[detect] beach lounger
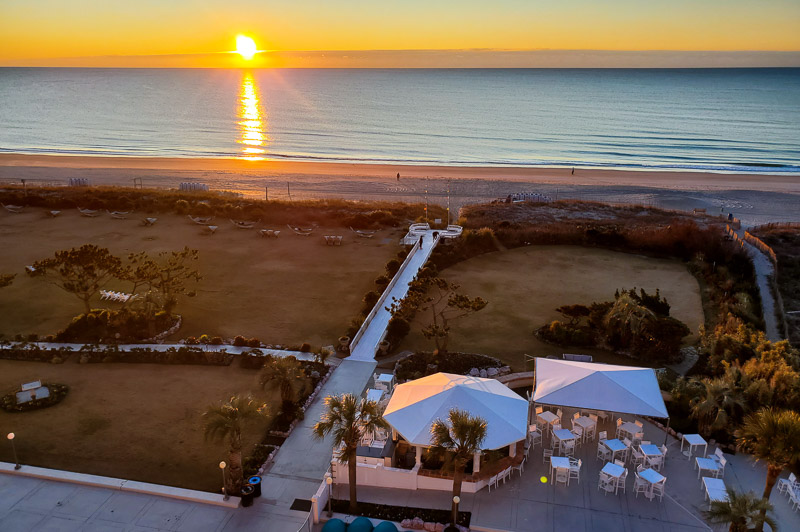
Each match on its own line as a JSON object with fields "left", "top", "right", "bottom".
{"left": 188, "top": 215, "right": 213, "bottom": 225}
{"left": 202, "top": 225, "right": 218, "bottom": 235}
{"left": 48, "top": 210, "right": 61, "bottom": 218}
{"left": 350, "top": 227, "right": 377, "bottom": 238}
{"left": 108, "top": 210, "right": 131, "bottom": 219}
{"left": 287, "top": 224, "right": 313, "bottom": 236}
{"left": 2, "top": 204, "right": 24, "bottom": 214}
{"left": 141, "top": 217, "right": 157, "bottom": 226}
{"left": 78, "top": 207, "right": 100, "bottom": 217}
{"left": 230, "top": 219, "right": 258, "bottom": 229}
{"left": 258, "top": 229, "right": 280, "bottom": 238}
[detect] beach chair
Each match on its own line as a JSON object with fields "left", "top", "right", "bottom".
{"left": 188, "top": 215, "right": 213, "bottom": 225}
{"left": 288, "top": 224, "right": 313, "bottom": 236}
{"left": 259, "top": 229, "right": 279, "bottom": 238}
{"left": 108, "top": 210, "right": 131, "bottom": 219}
{"left": 2, "top": 204, "right": 24, "bottom": 214}
{"left": 350, "top": 227, "right": 377, "bottom": 238}
{"left": 46, "top": 210, "right": 61, "bottom": 218}
{"left": 141, "top": 217, "right": 157, "bottom": 226}
{"left": 202, "top": 225, "right": 218, "bottom": 235}
{"left": 598, "top": 472, "right": 615, "bottom": 495}
{"left": 78, "top": 207, "right": 100, "bottom": 217}
{"left": 230, "top": 219, "right": 258, "bottom": 229}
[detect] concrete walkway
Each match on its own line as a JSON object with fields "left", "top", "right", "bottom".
{"left": 734, "top": 228, "right": 781, "bottom": 341}
{"left": 3, "top": 342, "right": 316, "bottom": 361}
{"left": 347, "top": 231, "right": 439, "bottom": 362}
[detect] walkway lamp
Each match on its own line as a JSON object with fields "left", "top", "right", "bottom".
{"left": 7, "top": 433, "right": 20, "bottom": 470}
{"left": 325, "top": 475, "right": 333, "bottom": 517}
{"left": 219, "top": 461, "right": 228, "bottom": 500}
{"left": 451, "top": 495, "right": 460, "bottom": 527}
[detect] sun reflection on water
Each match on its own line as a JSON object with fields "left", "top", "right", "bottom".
{"left": 237, "top": 72, "right": 267, "bottom": 160}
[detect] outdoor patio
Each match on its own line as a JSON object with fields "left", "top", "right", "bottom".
{"left": 330, "top": 410, "right": 799, "bottom": 531}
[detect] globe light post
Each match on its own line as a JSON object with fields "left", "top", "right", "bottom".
{"left": 451, "top": 495, "right": 460, "bottom": 528}
{"left": 325, "top": 475, "right": 333, "bottom": 517}
{"left": 7, "top": 433, "right": 20, "bottom": 470}
{"left": 219, "top": 461, "right": 228, "bottom": 500}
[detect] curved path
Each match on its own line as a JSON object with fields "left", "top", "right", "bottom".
{"left": 735, "top": 228, "right": 781, "bottom": 341}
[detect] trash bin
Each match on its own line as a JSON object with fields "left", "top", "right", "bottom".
{"left": 240, "top": 484, "right": 255, "bottom": 507}
{"left": 248, "top": 475, "right": 262, "bottom": 497}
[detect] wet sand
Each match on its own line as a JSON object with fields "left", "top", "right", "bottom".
{"left": 1, "top": 154, "right": 799, "bottom": 225}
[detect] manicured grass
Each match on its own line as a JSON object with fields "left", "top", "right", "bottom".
{"left": 399, "top": 245, "right": 704, "bottom": 370}
{"left": 0, "top": 210, "right": 402, "bottom": 346}
{"left": 0, "top": 359, "right": 284, "bottom": 492}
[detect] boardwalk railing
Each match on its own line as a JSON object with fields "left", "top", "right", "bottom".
{"left": 743, "top": 231, "right": 778, "bottom": 265}
{"left": 349, "top": 239, "right": 422, "bottom": 354}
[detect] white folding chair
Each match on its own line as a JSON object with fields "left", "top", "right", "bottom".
{"left": 597, "top": 442, "right": 612, "bottom": 462}
{"left": 598, "top": 472, "right": 615, "bottom": 495}
{"left": 598, "top": 430, "right": 608, "bottom": 443}
{"left": 778, "top": 473, "right": 798, "bottom": 495}
{"left": 617, "top": 469, "right": 628, "bottom": 494}
{"left": 652, "top": 477, "right": 666, "bottom": 501}
{"left": 569, "top": 458, "right": 582, "bottom": 484}
{"left": 513, "top": 457, "right": 526, "bottom": 477}
{"left": 488, "top": 473, "right": 499, "bottom": 492}
{"left": 555, "top": 467, "right": 569, "bottom": 486}
{"left": 633, "top": 473, "right": 648, "bottom": 498}
{"left": 543, "top": 448, "right": 553, "bottom": 465}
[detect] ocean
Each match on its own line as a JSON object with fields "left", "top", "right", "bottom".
{"left": 1, "top": 67, "right": 799, "bottom": 174}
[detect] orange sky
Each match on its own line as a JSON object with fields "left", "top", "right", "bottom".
{"left": 1, "top": 1, "right": 799, "bottom": 67}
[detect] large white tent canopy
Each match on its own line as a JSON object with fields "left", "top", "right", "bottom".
{"left": 383, "top": 372, "right": 528, "bottom": 450}
{"left": 533, "top": 358, "right": 669, "bottom": 419}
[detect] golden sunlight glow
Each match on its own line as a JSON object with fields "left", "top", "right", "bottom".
{"left": 237, "top": 72, "right": 267, "bottom": 160}
{"left": 236, "top": 35, "right": 257, "bottom": 60}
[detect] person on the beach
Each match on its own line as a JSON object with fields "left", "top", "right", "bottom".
{"left": 397, "top": 172, "right": 400, "bottom": 181}
{"left": 571, "top": 167, "right": 575, "bottom": 175}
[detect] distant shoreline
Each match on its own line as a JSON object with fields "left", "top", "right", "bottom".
{"left": 1, "top": 153, "right": 799, "bottom": 225}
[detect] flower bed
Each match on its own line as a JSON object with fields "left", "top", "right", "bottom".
{"left": 1, "top": 383, "right": 69, "bottom": 413}
{"left": 330, "top": 499, "right": 470, "bottom": 528}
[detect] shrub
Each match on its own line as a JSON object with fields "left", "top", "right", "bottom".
{"left": 210, "top": 336, "right": 223, "bottom": 345}
{"left": 385, "top": 316, "right": 411, "bottom": 345}
{"left": 375, "top": 275, "right": 389, "bottom": 287}
{"left": 233, "top": 335, "right": 248, "bottom": 347}
{"left": 395, "top": 351, "right": 502, "bottom": 382}
{"left": 174, "top": 199, "right": 190, "bottom": 214}
{"left": 300, "top": 342, "right": 311, "bottom": 353}
{"left": 363, "top": 290, "right": 380, "bottom": 307}
{"left": 385, "top": 259, "right": 401, "bottom": 276}
{"left": 247, "top": 337, "right": 261, "bottom": 348}
{"left": 55, "top": 309, "right": 175, "bottom": 343}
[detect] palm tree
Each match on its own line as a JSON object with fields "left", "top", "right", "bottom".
{"left": 259, "top": 356, "right": 306, "bottom": 410}
{"left": 430, "top": 409, "right": 487, "bottom": 527}
{"left": 312, "top": 393, "right": 388, "bottom": 514}
{"left": 704, "top": 488, "right": 777, "bottom": 532}
{"left": 690, "top": 377, "right": 746, "bottom": 435}
{"left": 737, "top": 407, "right": 800, "bottom": 531}
{"left": 203, "top": 394, "right": 269, "bottom": 496}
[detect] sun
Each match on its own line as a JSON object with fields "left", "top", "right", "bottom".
{"left": 236, "top": 35, "right": 257, "bottom": 60}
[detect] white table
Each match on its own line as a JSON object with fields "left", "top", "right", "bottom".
{"left": 537, "top": 411, "right": 560, "bottom": 433}
{"left": 639, "top": 468, "right": 665, "bottom": 500}
{"left": 604, "top": 439, "right": 628, "bottom": 460}
{"left": 601, "top": 462, "right": 626, "bottom": 494}
{"left": 681, "top": 434, "right": 707, "bottom": 459}
{"left": 366, "top": 389, "right": 383, "bottom": 404}
{"left": 573, "top": 416, "right": 596, "bottom": 439}
{"left": 550, "top": 456, "right": 571, "bottom": 480}
{"left": 617, "top": 422, "right": 640, "bottom": 440}
{"left": 702, "top": 477, "right": 728, "bottom": 503}
{"left": 553, "top": 429, "right": 576, "bottom": 452}
{"left": 696, "top": 457, "right": 720, "bottom": 479}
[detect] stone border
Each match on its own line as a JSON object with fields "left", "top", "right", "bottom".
{"left": 0, "top": 461, "right": 240, "bottom": 508}
{"left": 143, "top": 315, "right": 182, "bottom": 343}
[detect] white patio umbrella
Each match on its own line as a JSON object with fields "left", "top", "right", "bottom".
{"left": 383, "top": 372, "right": 528, "bottom": 450}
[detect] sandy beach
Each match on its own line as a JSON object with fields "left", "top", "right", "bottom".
{"left": 2, "top": 154, "right": 799, "bottom": 225}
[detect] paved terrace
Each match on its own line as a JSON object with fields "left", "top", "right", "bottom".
{"left": 326, "top": 413, "right": 799, "bottom": 532}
